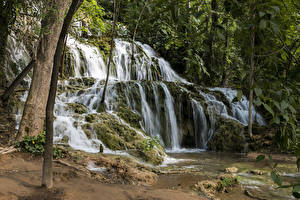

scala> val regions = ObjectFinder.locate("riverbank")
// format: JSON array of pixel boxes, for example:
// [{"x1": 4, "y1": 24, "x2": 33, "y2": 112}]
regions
[{"x1": 0, "y1": 150, "x2": 298, "y2": 200}]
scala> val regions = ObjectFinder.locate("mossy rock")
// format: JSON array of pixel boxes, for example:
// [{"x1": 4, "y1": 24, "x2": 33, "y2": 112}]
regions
[
  {"x1": 81, "y1": 113, "x2": 165, "y2": 165},
  {"x1": 129, "y1": 148, "x2": 164, "y2": 166},
  {"x1": 117, "y1": 105, "x2": 142, "y2": 129},
  {"x1": 66, "y1": 103, "x2": 88, "y2": 114},
  {"x1": 68, "y1": 77, "x2": 96, "y2": 88},
  {"x1": 85, "y1": 114, "x2": 98, "y2": 123},
  {"x1": 207, "y1": 117, "x2": 247, "y2": 152}
]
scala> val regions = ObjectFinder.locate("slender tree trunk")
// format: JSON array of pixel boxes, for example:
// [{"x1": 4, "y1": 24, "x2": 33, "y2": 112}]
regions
[
  {"x1": 99, "y1": 0, "x2": 118, "y2": 112},
  {"x1": 16, "y1": 0, "x2": 71, "y2": 141},
  {"x1": 1, "y1": 59, "x2": 35, "y2": 102},
  {"x1": 131, "y1": 1, "x2": 147, "y2": 61},
  {"x1": 209, "y1": 0, "x2": 218, "y2": 68},
  {"x1": 42, "y1": 0, "x2": 83, "y2": 189},
  {"x1": 248, "y1": 3, "x2": 256, "y2": 139},
  {"x1": 221, "y1": 29, "x2": 229, "y2": 86}
]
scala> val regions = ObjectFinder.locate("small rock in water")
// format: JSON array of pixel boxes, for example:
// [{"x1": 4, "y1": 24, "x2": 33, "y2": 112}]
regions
[
  {"x1": 225, "y1": 167, "x2": 238, "y2": 173},
  {"x1": 99, "y1": 144, "x2": 104, "y2": 153},
  {"x1": 249, "y1": 170, "x2": 264, "y2": 175}
]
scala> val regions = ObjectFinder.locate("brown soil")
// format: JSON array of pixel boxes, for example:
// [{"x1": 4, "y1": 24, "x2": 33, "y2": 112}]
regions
[{"x1": 0, "y1": 152, "x2": 206, "y2": 200}]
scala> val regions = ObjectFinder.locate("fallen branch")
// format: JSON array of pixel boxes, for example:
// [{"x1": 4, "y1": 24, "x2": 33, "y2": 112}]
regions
[
  {"x1": 0, "y1": 146, "x2": 17, "y2": 155},
  {"x1": 53, "y1": 159, "x2": 90, "y2": 175}
]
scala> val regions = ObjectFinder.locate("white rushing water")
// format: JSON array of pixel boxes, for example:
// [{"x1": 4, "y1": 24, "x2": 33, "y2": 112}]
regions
[
  {"x1": 161, "y1": 83, "x2": 180, "y2": 150},
  {"x1": 53, "y1": 36, "x2": 267, "y2": 153},
  {"x1": 209, "y1": 88, "x2": 266, "y2": 126},
  {"x1": 9, "y1": 33, "x2": 266, "y2": 154}
]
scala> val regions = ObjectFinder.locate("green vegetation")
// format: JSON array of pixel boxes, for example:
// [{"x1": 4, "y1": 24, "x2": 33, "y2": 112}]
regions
[{"x1": 16, "y1": 132, "x2": 66, "y2": 159}]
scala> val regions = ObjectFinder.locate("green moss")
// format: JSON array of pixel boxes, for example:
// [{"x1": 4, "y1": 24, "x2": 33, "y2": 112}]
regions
[
  {"x1": 207, "y1": 117, "x2": 247, "y2": 152},
  {"x1": 80, "y1": 113, "x2": 165, "y2": 165},
  {"x1": 85, "y1": 114, "x2": 97, "y2": 123},
  {"x1": 117, "y1": 105, "x2": 142, "y2": 129},
  {"x1": 66, "y1": 103, "x2": 88, "y2": 114}
]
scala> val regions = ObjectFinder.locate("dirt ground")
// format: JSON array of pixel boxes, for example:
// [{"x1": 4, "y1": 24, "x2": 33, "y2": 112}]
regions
[{"x1": 0, "y1": 152, "x2": 206, "y2": 200}]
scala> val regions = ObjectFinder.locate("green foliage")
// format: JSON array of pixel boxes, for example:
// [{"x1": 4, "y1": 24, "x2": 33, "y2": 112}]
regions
[
  {"x1": 256, "y1": 154, "x2": 265, "y2": 162},
  {"x1": 139, "y1": 136, "x2": 160, "y2": 152},
  {"x1": 16, "y1": 132, "x2": 66, "y2": 159},
  {"x1": 16, "y1": 132, "x2": 46, "y2": 155},
  {"x1": 73, "y1": 0, "x2": 106, "y2": 36},
  {"x1": 271, "y1": 170, "x2": 282, "y2": 187},
  {"x1": 217, "y1": 175, "x2": 239, "y2": 191}
]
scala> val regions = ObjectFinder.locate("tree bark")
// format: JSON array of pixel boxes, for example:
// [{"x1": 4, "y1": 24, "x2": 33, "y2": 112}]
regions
[
  {"x1": 99, "y1": 0, "x2": 118, "y2": 112},
  {"x1": 16, "y1": 0, "x2": 71, "y2": 141},
  {"x1": 42, "y1": 0, "x2": 83, "y2": 189},
  {"x1": 248, "y1": 3, "x2": 256, "y2": 139},
  {"x1": 207, "y1": 0, "x2": 218, "y2": 75},
  {"x1": 131, "y1": 1, "x2": 147, "y2": 61},
  {"x1": 1, "y1": 59, "x2": 35, "y2": 102},
  {"x1": 221, "y1": 29, "x2": 229, "y2": 86}
]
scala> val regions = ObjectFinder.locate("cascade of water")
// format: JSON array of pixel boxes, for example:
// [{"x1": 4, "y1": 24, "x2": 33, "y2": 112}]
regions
[
  {"x1": 6, "y1": 34, "x2": 268, "y2": 154},
  {"x1": 209, "y1": 88, "x2": 266, "y2": 126},
  {"x1": 67, "y1": 36, "x2": 186, "y2": 82},
  {"x1": 191, "y1": 99, "x2": 208, "y2": 149},
  {"x1": 136, "y1": 83, "x2": 158, "y2": 138},
  {"x1": 160, "y1": 83, "x2": 180, "y2": 150},
  {"x1": 67, "y1": 36, "x2": 107, "y2": 79}
]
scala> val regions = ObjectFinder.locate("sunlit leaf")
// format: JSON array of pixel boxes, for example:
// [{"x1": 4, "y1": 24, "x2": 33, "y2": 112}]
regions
[
  {"x1": 271, "y1": 171, "x2": 282, "y2": 186},
  {"x1": 259, "y1": 19, "x2": 267, "y2": 29},
  {"x1": 263, "y1": 103, "x2": 274, "y2": 116},
  {"x1": 254, "y1": 87, "x2": 262, "y2": 97},
  {"x1": 237, "y1": 90, "x2": 243, "y2": 101},
  {"x1": 256, "y1": 155, "x2": 265, "y2": 162}
]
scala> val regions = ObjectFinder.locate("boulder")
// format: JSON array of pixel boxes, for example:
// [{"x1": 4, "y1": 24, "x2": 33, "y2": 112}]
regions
[{"x1": 207, "y1": 117, "x2": 247, "y2": 153}]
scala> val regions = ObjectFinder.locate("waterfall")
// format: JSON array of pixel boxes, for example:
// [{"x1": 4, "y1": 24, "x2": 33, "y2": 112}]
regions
[
  {"x1": 137, "y1": 83, "x2": 157, "y2": 137},
  {"x1": 9, "y1": 33, "x2": 266, "y2": 154},
  {"x1": 191, "y1": 99, "x2": 208, "y2": 149},
  {"x1": 209, "y1": 88, "x2": 266, "y2": 126},
  {"x1": 161, "y1": 83, "x2": 180, "y2": 150}
]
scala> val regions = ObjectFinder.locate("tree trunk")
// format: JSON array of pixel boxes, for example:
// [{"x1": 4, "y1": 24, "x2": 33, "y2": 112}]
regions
[
  {"x1": 131, "y1": 1, "x2": 147, "y2": 61},
  {"x1": 248, "y1": 3, "x2": 256, "y2": 139},
  {"x1": 208, "y1": 0, "x2": 218, "y2": 74},
  {"x1": 16, "y1": 0, "x2": 71, "y2": 141},
  {"x1": 42, "y1": 0, "x2": 83, "y2": 189},
  {"x1": 221, "y1": 30, "x2": 229, "y2": 86},
  {"x1": 1, "y1": 59, "x2": 35, "y2": 102},
  {"x1": 99, "y1": 0, "x2": 118, "y2": 112}
]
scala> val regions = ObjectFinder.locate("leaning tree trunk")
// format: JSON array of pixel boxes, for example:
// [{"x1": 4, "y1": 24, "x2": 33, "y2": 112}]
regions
[
  {"x1": 1, "y1": 59, "x2": 35, "y2": 102},
  {"x1": 248, "y1": 3, "x2": 256, "y2": 139},
  {"x1": 16, "y1": 0, "x2": 71, "y2": 141},
  {"x1": 42, "y1": 0, "x2": 83, "y2": 189},
  {"x1": 99, "y1": 0, "x2": 118, "y2": 112}
]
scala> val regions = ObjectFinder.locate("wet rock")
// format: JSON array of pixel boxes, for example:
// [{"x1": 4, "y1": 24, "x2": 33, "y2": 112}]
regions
[
  {"x1": 82, "y1": 113, "x2": 165, "y2": 165},
  {"x1": 249, "y1": 170, "x2": 264, "y2": 175},
  {"x1": 207, "y1": 117, "x2": 247, "y2": 153},
  {"x1": 244, "y1": 188, "x2": 268, "y2": 200},
  {"x1": 225, "y1": 167, "x2": 238, "y2": 173},
  {"x1": 117, "y1": 105, "x2": 142, "y2": 129},
  {"x1": 194, "y1": 174, "x2": 239, "y2": 199},
  {"x1": 66, "y1": 103, "x2": 88, "y2": 114}
]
